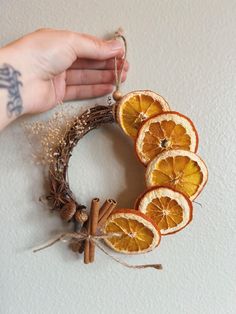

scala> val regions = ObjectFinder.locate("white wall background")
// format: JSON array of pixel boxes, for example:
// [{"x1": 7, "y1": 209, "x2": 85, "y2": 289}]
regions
[{"x1": 0, "y1": 1, "x2": 236, "y2": 313}]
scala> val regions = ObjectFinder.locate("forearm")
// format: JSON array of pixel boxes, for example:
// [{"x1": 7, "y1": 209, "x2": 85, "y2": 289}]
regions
[{"x1": 0, "y1": 47, "x2": 25, "y2": 130}]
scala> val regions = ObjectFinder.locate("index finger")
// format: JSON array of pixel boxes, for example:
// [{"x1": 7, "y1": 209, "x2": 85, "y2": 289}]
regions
[{"x1": 69, "y1": 32, "x2": 124, "y2": 60}]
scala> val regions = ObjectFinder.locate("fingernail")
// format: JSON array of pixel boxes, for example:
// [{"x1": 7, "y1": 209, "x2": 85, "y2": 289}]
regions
[{"x1": 108, "y1": 40, "x2": 123, "y2": 51}]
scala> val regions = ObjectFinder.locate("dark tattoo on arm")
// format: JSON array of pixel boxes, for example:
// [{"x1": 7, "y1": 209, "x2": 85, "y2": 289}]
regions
[{"x1": 0, "y1": 64, "x2": 23, "y2": 118}]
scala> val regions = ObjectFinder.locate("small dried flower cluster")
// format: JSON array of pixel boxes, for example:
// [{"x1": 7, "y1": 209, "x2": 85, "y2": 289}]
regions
[{"x1": 24, "y1": 109, "x2": 78, "y2": 165}]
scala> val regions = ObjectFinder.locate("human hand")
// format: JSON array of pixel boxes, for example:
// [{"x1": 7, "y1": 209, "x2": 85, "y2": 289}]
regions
[{"x1": 0, "y1": 28, "x2": 128, "y2": 129}]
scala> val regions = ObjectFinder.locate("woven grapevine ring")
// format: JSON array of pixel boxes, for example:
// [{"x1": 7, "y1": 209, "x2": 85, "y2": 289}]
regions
[{"x1": 47, "y1": 104, "x2": 116, "y2": 225}]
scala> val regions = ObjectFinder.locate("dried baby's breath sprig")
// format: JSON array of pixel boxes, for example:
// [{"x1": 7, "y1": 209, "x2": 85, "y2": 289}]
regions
[{"x1": 24, "y1": 109, "x2": 77, "y2": 165}]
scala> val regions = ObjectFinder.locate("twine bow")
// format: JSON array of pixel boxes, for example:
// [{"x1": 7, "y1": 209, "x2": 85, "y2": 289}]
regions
[
  {"x1": 33, "y1": 232, "x2": 162, "y2": 269},
  {"x1": 33, "y1": 231, "x2": 163, "y2": 270}
]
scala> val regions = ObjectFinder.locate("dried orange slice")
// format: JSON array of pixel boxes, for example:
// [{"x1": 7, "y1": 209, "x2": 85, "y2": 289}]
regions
[
  {"x1": 135, "y1": 111, "x2": 198, "y2": 165},
  {"x1": 103, "y1": 209, "x2": 161, "y2": 254},
  {"x1": 117, "y1": 90, "x2": 170, "y2": 138},
  {"x1": 146, "y1": 150, "x2": 208, "y2": 200},
  {"x1": 135, "y1": 187, "x2": 193, "y2": 235}
]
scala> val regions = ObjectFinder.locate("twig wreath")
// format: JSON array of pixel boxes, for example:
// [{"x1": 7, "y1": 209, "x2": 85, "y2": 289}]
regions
[{"x1": 28, "y1": 30, "x2": 208, "y2": 270}]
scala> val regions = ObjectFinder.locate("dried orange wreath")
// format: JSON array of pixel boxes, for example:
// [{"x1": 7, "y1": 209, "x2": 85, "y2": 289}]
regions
[
  {"x1": 31, "y1": 32, "x2": 208, "y2": 270},
  {"x1": 31, "y1": 89, "x2": 208, "y2": 269}
]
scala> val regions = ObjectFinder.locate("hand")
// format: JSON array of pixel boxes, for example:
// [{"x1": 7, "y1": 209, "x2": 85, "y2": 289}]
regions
[{"x1": 0, "y1": 28, "x2": 129, "y2": 129}]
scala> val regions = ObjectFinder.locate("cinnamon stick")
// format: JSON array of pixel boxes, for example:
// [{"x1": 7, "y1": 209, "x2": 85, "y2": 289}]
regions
[
  {"x1": 89, "y1": 198, "x2": 100, "y2": 263},
  {"x1": 98, "y1": 199, "x2": 117, "y2": 228},
  {"x1": 83, "y1": 218, "x2": 91, "y2": 264},
  {"x1": 98, "y1": 199, "x2": 113, "y2": 221},
  {"x1": 83, "y1": 198, "x2": 117, "y2": 259}
]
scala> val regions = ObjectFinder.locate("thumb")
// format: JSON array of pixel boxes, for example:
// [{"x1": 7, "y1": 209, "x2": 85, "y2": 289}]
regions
[{"x1": 69, "y1": 32, "x2": 124, "y2": 60}]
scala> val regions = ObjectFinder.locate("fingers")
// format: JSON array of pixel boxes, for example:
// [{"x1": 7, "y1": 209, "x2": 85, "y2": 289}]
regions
[
  {"x1": 70, "y1": 58, "x2": 129, "y2": 71},
  {"x1": 64, "y1": 84, "x2": 114, "y2": 101},
  {"x1": 69, "y1": 32, "x2": 124, "y2": 60},
  {"x1": 65, "y1": 69, "x2": 127, "y2": 86}
]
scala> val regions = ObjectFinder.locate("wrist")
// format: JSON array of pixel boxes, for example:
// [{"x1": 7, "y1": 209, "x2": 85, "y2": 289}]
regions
[{"x1": 0, "y1": 46, "x2": 26, "y2": 129}]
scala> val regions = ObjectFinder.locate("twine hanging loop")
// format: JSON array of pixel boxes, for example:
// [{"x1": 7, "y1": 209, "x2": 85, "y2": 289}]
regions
[{"x1": 112, "y1": 28, "x2": 127, "y2": 102}]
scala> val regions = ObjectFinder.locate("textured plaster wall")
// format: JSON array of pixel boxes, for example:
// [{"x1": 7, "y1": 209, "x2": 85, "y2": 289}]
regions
[{"x1": 0, "y1": 1, "x2": 236, "y2": 314}]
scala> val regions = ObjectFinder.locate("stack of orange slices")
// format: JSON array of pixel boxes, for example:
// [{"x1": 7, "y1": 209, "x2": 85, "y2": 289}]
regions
[{"x1": 103, "y1": 90, "x2": 208, "y2": 255}]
